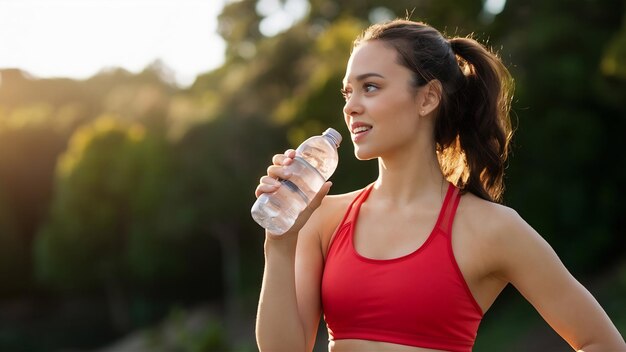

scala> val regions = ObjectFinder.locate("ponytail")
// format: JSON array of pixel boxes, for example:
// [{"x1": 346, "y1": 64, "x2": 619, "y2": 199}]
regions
[
  {"x1": 441, "y1": 37, "x2": 514, "y2": 202},
  {"x1": 357, "y1": 20, "x2": 514, "y2": 203}
]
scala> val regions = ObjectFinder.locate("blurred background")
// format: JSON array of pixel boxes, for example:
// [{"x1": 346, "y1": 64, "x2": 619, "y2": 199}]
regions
[{"x1": 0, "y1": 0, "x2": 624, "y2": 351}]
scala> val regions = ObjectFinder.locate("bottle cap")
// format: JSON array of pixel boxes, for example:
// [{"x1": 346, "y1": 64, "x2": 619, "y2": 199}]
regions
[{"x1": 323, "y1": 128, "x2": 342, "y2": 147}]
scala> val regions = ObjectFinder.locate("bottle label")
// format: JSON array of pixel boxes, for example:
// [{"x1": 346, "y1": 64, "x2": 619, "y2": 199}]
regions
[{"x1": 280, "y1": 178, "x2": 310, "y2": 204}]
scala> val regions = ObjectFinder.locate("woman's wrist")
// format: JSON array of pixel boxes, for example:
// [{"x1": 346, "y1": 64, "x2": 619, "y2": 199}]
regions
[{"x1": 264, "y1": 231, "x2": 298, "y2": 255}]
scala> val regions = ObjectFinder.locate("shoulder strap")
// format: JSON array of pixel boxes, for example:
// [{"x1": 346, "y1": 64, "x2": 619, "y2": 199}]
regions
[
  {"x1": 437, "y1": 183, "x2": 461, "y2": 237},
  {"x1": 343, "y1": 183, "x2": 374, "y2": 226},
  {"x1": 325, "y1": 183, "x2": 374, "y2": 255}
]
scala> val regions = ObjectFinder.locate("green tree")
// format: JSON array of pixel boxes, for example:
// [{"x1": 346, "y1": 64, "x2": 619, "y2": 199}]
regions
[
  {"x1": 0, "y1": 104, "x2": 67, "y2": 294},
  {"x1": 165, "y1": 115, "x2": 284, "y2": 338},
  {"x1": 34, "y1": 116, "x2": 174, "y2": 331},
  {"x1": 0, "y1": 187, "x2": 22, "y2": 294},
  {"x1": 497, "y1": 0, "x2": 626, "y2": 273}
]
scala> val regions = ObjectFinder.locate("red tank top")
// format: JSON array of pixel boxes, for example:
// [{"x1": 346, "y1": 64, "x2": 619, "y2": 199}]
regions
[{"x1": 321, "y1": 183, "x2": 483, "y2": 352}]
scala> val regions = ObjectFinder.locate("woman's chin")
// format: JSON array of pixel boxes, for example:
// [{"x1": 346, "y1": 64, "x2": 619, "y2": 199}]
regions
[{"x1": 353, "y1": 149, "x2": 377, "y2": 161}]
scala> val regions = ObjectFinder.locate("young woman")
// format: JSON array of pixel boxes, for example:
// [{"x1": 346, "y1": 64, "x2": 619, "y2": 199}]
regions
[{"x1": 254, "y1": 19, "x2": 625, "y2": 352}]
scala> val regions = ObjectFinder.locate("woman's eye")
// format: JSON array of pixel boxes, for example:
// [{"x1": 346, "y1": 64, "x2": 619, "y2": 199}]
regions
[{"x1": 364, "y1": 83, "x2": 378, "y2": 93}]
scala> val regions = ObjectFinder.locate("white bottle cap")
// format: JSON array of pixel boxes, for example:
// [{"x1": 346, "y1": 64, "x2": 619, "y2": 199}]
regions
[{"x1": 323, "y1": 128, "x2": 342, "y2": 147}]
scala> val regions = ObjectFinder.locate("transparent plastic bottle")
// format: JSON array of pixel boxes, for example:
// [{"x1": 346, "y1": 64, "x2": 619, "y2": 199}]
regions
[{"x1": 251, "y1": 128, "x2": 342, "y2": 235}]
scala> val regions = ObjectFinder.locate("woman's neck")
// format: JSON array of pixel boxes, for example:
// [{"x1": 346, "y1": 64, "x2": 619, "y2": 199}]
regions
[{"x1": 373, "y1": 142, "x2": 446, "y2": 206}]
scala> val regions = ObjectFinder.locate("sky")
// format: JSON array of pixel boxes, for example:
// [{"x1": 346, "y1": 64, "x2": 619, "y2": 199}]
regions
[
  {"x1": 0, "y1": 0, "x2": 503, "y2": 88},
  {"x1": 0, "y1": 0, "x2": 227, "y2": 87}
]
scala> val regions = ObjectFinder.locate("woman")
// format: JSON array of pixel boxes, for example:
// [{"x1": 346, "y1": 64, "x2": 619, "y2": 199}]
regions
[{"x1": 254, "y1": 19, "x2": 625, "y2": 351}]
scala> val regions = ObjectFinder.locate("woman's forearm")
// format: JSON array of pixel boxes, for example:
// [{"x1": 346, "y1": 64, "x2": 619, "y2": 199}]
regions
[{"x1": 256, "y1": 235, "x2": 307, "y2": 352}]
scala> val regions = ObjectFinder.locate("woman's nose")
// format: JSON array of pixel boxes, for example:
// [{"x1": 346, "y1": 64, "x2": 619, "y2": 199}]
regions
[{"x1": 343, "y1": 95, "x2": 363, "y2": 116}]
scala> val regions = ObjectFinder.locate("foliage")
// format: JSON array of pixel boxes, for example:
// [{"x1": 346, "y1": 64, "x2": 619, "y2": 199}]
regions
[
  {"x1": 500, "y1": 0, "x2": 626, "y2": 273},
  {"x1": 0, "y1": 187, "x2": 22, "y2": 293},
  {"x1": 0, "y1": 0, "x2": 624, "y2": 350},
  {"x1": 36, "y1": 117, "x2": 147, "y2": 289},
  {"x1": 0, "y1": 104, "x2": 68, "y2": 294}
]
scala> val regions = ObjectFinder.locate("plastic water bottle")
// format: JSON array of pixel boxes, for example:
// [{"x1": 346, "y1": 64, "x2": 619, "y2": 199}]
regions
[{"x1": 251, "y1": 128, "x2": 342, "y2": 235}]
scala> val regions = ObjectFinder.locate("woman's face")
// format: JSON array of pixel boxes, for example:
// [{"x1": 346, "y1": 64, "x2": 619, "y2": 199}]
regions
[{"x1": 342, "y1": 40, "x2": 425, "y2": 161}]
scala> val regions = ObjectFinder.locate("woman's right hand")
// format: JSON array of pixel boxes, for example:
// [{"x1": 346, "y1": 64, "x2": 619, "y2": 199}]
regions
[
  {"x1": 254, "y1": 149, "x2": 297, "y2": 199},
  {"x1": 255, "y1": 149, "x2": 332, "y2": 239}
]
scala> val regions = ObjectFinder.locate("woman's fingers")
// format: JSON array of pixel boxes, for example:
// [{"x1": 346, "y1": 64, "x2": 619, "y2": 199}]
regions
[
  {"x1": 256, "y1": 150, "x2": 297, "y2": 198},
  {"x1": 266, "y1": 164, "x2": 292, "y2": 180},
  {"x1": 272, "y1": 149, "x2": 296, "y2": 166},
  {"x1": 272, "y1": 154, "x2": 287, "y2": 166},
  {"x1": 256, "y1": 165, "x2": 292, "y2": 198},
  {"x1": 284, "y1": 149, "x2": 296, "y2": 159},
  {"x1": 255, "y1": 176, "x2": 281, "y2": 198},
  {"x1": 260, "y1": 175, "x2": 281, "y2": 186}
]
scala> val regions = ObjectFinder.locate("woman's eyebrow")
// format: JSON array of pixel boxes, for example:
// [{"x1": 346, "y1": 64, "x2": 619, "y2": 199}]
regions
[{"x1": 343, "y1": 72, "x2": 385, "y2": 85}]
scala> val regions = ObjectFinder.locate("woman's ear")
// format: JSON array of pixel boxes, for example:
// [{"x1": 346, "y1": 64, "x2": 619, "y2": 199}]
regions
[{"x1": 418, "y1": 80, "x2": 442, "y2": 116}]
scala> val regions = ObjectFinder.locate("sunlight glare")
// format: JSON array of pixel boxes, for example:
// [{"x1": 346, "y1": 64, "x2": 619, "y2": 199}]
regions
[
  {"x1": 0, "y1": 0, "x2": 226, "y2": 87},
  {"x1": 484, "y1": 0, "x2": 506, "y2": 15},
  {"x1": 256, "y1": 0, "x2": 310, "y2": 37}
]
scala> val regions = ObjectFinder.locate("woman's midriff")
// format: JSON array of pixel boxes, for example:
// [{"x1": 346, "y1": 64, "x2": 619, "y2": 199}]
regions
[{"x1": 329, "y1": 339, "x2": 447, "y2": 352}]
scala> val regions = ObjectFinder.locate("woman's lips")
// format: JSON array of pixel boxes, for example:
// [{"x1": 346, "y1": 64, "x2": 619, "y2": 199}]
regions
[{"x1": 351, "y1": 125, "x2": 372, "y2": 142}]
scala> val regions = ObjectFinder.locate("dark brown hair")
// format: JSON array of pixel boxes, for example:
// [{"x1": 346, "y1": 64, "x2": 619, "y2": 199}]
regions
[{"x1": 354, "y1": 19, "x2": 514, "y2": 203}]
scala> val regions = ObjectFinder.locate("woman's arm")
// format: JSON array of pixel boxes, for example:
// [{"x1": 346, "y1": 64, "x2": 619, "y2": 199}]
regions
[
  {"x1": 254, "y1": 151, "x2": 331, "y2": 352},
  {"x1": 493, "y1": 208, "x2": 625, "y2": 351},
  {"x1": 256, "y1": 232, "x2": 308, "y2": 351}
]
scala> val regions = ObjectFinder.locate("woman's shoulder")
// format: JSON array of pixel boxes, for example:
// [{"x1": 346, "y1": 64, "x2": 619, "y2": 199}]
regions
[
  {"x1": 318, "y1": 181, "x2": 373, "y2": 209},
  {"x1": 313, "y1": 186, "x2": 367, "y2": 226},
  {"x1": 456, "y1": 191, "x2": 532, "y2": 244},
  {"x1": 455, "y1": 191, "x2": 546, "y2": 280},
  {"x1": 322, "y1": 187, "x2": 366, "y2": 210},
  {"x1": 306, "y1": 185, "x2": 369, "y2": 252}
]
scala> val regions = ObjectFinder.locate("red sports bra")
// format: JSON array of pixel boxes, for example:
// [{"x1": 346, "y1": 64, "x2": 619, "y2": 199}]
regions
[{"x1": 321, "y1": 183, "x2": 483, "y2": 352}]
